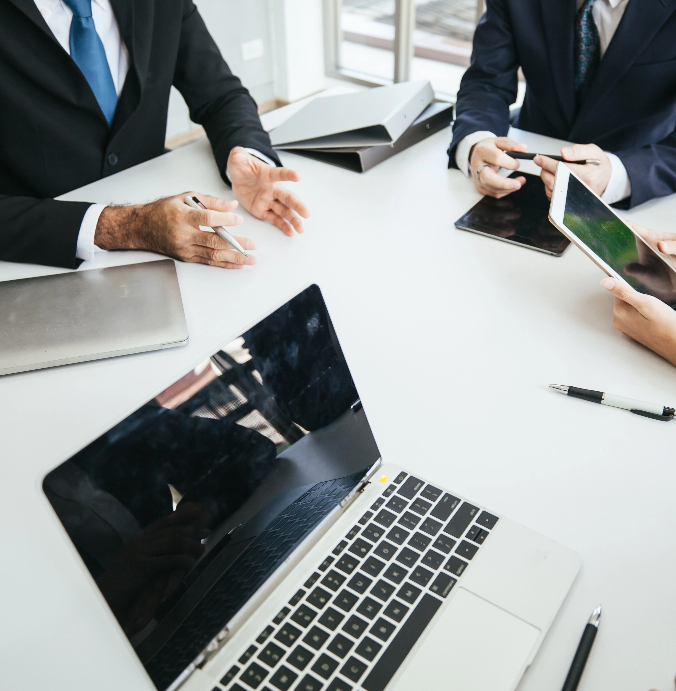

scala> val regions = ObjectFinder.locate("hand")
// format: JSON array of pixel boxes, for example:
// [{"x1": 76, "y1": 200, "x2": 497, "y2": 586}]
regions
[
  {"x1": 623, "y1": 223, "x2": 676, "y2": 303},
  {"x1": 95, "y1": 192, "x2": 257, "y2": 269},
  {"x1": 535, "y1": 144, "x2": 611, "y2": 200},
  {"x1": 228, "y1": 147, "x2": 310, "y2": 236},
  {"x1": 469, "y1": 137, "x2": 528, "y2": 199},
  {"x1": 601, "y1": 276, "x2": 676, "y2": 366},
  {"x1": 631, "y1": 222, "x2": 676, "y2": 256}
]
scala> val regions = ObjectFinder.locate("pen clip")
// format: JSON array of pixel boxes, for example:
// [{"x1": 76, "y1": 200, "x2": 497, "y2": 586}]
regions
[{"x1": 630, "y1": 409, "x2": 674, "y2": 422}]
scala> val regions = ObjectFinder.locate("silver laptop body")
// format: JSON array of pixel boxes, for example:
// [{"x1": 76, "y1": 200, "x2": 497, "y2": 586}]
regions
[
  {"x1": 0, "y1": 259, "x2": 188, "y2": 376},
  {"x1": 42, "y1": 284, "x2": 579, "y2": 691}
]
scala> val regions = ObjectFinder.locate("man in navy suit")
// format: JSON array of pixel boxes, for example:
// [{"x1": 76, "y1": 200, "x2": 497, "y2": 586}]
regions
[{"x1": 449, "y1": 0, "x2": 676, "y2": 208}]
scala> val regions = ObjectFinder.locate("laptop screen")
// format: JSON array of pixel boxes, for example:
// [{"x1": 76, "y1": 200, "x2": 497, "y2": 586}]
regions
[{"x1": 43, "y1": 284, "x2": 380, "y2": 690}]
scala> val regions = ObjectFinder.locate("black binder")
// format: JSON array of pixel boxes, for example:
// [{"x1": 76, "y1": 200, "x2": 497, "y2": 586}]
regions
[{"x1": 277, "y1": 102, "x2": 454, "y2": 173}]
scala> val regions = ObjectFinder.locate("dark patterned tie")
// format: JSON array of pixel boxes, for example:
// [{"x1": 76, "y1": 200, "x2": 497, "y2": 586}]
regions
[{"x1": 574, "y1": 0, "x2": 601, "y2": 101}]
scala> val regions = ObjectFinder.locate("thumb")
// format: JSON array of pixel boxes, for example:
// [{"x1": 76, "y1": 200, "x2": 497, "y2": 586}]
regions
[
  {"x1": 657, "y1": 239, "x2": 676, "y2": 256},
  {"x1": 561, "y1": 144, "x2": 597, "y2": 161},
  {"x1": 601, "y1": 276, "x2": 645, "y2": 309}
]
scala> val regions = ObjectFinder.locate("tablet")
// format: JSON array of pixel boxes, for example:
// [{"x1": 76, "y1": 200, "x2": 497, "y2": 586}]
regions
[
  {"x1": 455, "y1": 173, "x2": 571, "y2": 256},
  {"x1": 550, "y1": 164, "x2": 676, "y2": 306}
]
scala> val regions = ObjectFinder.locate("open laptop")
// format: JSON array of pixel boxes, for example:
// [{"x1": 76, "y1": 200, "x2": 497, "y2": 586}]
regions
[{"x1": 43, "y1": 284, "x2": 580, "y2": 691}]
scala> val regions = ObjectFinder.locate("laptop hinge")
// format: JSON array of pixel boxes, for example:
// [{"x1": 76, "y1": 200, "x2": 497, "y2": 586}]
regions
[{"x1": 166, "y1": 627, "x2": 230, "y2": 691}]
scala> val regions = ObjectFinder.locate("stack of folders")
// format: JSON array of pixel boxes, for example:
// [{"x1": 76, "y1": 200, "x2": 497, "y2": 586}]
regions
[{"x1": 270, "y1": 81, "x2": 454, "y2": 173}]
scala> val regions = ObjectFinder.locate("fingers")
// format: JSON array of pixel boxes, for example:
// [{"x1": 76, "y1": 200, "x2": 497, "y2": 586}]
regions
[
  {"x1": 533, "y1": 155, "x2": 558, "y2": 174},
  {"x1": 494, "y1": 137, "x2": 528, "y2": 153},
  {"x1": 190, "y1": 230, "x2": 257, "y2": 267},
  {"x1": 478, "y1": 167, "x2": 525, "y2": 196},
  {"x1": 264, "y1": 209, "x2": 295, "y2": 237},
  {"x1": 560, "y1": 143, "x2": 603, "y2": 161},
  {"x1": 540, "y1": 167, "x2": 556, "y2": 198},
  {"x1": 479, "y1": 145, "x2": 522, "y2": 171},
  {"x1": 276, "y1": 187, "x2": 311, "y2": 219},
  {"x1": 268, "y1": 166, "x2": 301, "y2": 184},
  {"x1": 657, "y1": 240, "x2": 676, "y2": 255},
  {"x1": 601, "y1": 276, "x2": 647, "y2": 311},
  {"x1": 190, "y1": 208, "x2": 243, "y2": 229},
  {"x1": 185, "y1": 192, "x2": 239, "y2": 213},
  {"x1": 272, "y1": 200, "x2": 304, "y2": 234}
]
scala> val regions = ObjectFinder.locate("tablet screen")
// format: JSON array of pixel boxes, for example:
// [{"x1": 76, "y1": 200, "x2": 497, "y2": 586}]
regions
[{"x1": 564, "y1": 175, "x2": 676, "y2": 304}]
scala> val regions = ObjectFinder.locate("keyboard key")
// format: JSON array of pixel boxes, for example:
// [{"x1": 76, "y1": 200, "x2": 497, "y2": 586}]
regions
[
  {"x1": 466, "y1": 525, "x2": 489, "y2": 544},
  {"x1": 397, "y1": 583, "x2": 422, "y2": 605},
  {"x1": 395, "y1": 547, "x2": 419, "y2": 568},
  {"x1": 326, "y1": 679, "x2": 353, "y2": 691},
  {"x1": 340, "y1": 656, "x2": 369, "y2": 683},
  {"x1": 370, "y1": 618, "x2": 396, "y2": 642},
  {"x1": 432, "y1": 534, "x2": 456, "y2": 554},
  {"x1": 345, "y1": 526, "x2": 361, "y2": 540},
  {"x1": 327, "y1": 633, "x2": 354, "y2": 659},
  {"x1": 409, "y1": 566, "x2": 433, "y2": 587},
  {"x1": 374, "y1": 510, "x2": 396, "y2": 528},
  {"x1": 408, "y1": 532, "x2": 431, "y2": 552},
  {"x1": 307, "y1": 587, "x2": 332, "y2": 610},
  {"x1": 318, "y1": 557, "x2": 335, "y2": 572},
  {"x1": 241, "y1": 662, "x2": 268, "y2": 688},
  {"x1": 342, "y1": 614, "x2": 369, "y2": 639},
  {"x1": 287, "y1": 645, "x2": 314, "y2": 671},
  {"x1": 419, "y1": 517, "x2": 442, "y2": 536},
  {"x1": 303, "y1": 626, "x2": 330, "y2": 651},
  {"x1": 239, "y1": 645, "x2": 258, "y2": 664},
  {"x1": 274, "y1": 623, "x2": 302, "y2": 647},
  {"x1": 296, "y1": 674, "x2": 323, "y2": 691},
  {"x1": 259, "y1": 642, "x2": 286, "y2": 667},
  {"x1": 291, "y1": 605, "x2": 318, "y2": 628},
  {"x1": 228, "y1": 685, "x2": 246, "y2": 691},
  {"x1": 383, "y1": 563, "x2": 408, "y2": 584},
  {"x1": 356, "y1": 596, "x2": 382, "y2": 620},
  {"x1": 421, "y1": 550, "x2": 444, "y2": 570},
  {"x1": 382, "y1": 485, "x2": 396, "y2": 497},
  {"x1": 269, "y1": 665, "x2": 298, "y2": 691},
  {"x1": 332, "y1": 541, "x2": 348, "y2": 556},
  {"x1": 358, "y1": 511, "x2": 373, "y2": 525},
  {"x1": 410, "y1": 498, "x2": 432, "y2": 515},
  {"x1": 385, "y1": 496, "x2": 407, "y2": 514},
  {"x1": 220, "y1": 665, "x2": 240, "y2": 685},
  {"x1": 273, "y1": 607, "x2": 290, "y2": 625},
  {"x1": 444, "y1": 503, "x2": 480, "y2": 538},
  {"x1": 348, "y1": 538, "x2": 372, "y2": 558},
  {"x1": 289, "y1": 590, "x2": 306, "y2": 607},
  {"x1": 355, "y1": 637, "x2": 382, "y2": 662},
  {"x1": 311, "y1": 653, "x2": 339, "y2": 680},
  {"x1": 371, "y1": 579, "x2": 396, "y2": 602},
  {"x1": 322, "y1": 570, "x2": 346, "y2": 592},
  {"x1": 362, "y1": 556, "x2": 386, "y2": 577},
  {"x1": 429, "y1": 573, "x2": 457, "y2": 599},
  {"x1": 393, "y1": 472, "x2": 407, "y2": 484},
  {"x1": 429, "y1": 494, "x2": 460, "y2": 522},
  {"x1": 476, "y1": 511, "x2": 499, "y2": 530},
  {"x1": 304, "y1": 573, "x2": 321, "y2": 589},
  {"x1": 398, "y1": 512, "x2": 420, "y2": 530},
  {"x1": 397, "y1": 476, "x2": 424, "y2": 499},
  {"x1": 383, "y1": 600, "x2": 409, "y2": 623},
  {"x1": 335, "y1": 555, "x2": 359, "y2": 575},
  {"x1": 370, "y1": 498, "x2": 385, "y2": 511},
  {"x1": 334, "y1": 590, "x2": 359, "y2": 612},
  {"x1": 456, "y1": 540, "x2": 479, "y2": 560},
  {"x1": 443, "y1": 556, "x2": 468, "y2": 577},
  {"x1": 372, "y1": 541, "x2": 397, "y2": 561},
  {"x1": 318, "y1": 607, "x2": 344, "y2": 631},
  {"x1": 346, "y1": 573, "x2": 372, "y2": 594},
  {"x1": 361, "y1": 524, "x2": 385, "y2": 543},
  {"x1": 386, "y1": 526, "x2": 410, "y2": 545},
  {"x1": 257, "y1": 626, "x2": 275, "y2": 644},
  {"x1": 420, "y1": 485, "x2": 442, "y2": 502}
]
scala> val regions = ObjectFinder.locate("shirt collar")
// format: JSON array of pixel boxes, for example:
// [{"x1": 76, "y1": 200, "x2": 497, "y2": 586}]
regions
[{"x1": 607, "y1": 0, "x2": 627, "y2": 8}]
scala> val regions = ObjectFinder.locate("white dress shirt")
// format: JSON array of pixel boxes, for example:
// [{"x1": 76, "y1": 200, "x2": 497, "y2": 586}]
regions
[
  {"x1": 456, "y1": 0, "x2": 632, "y2": 205},
  {"x1": 34, "y1": 0, "x2": 273, "y2": 263}
]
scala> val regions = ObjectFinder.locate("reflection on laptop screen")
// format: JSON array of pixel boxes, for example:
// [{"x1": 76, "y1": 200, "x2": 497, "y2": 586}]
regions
[{"x1": 43, "y1": 284, "x2": 381, "y2": 690}]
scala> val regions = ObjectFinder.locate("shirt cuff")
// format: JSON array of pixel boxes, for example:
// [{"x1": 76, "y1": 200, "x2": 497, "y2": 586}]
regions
[
  {"x1": 455, "y1": 131, "x2": 498, "y2": 176},
  {"x1": 601, "y1": 152, "x2": 632, "y2": 205},
  {"x1": 75, "y1": 204, "x2": 106, "y2": 264}
]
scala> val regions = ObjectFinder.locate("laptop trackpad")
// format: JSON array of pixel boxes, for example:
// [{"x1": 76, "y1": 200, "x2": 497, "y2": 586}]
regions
[{"x1": 391, "y1": 588, "x2": 541, "y2": 691}]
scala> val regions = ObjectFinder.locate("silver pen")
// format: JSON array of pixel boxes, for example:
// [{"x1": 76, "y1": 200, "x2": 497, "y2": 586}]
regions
[{"x1": 183, "y1": 195, "x2": 248, "y2": 257}]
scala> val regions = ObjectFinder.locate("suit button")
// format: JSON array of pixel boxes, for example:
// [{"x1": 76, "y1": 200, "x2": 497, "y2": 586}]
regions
[{"x1": 107, "y1": 153, "x2": 119, "y2": 166}]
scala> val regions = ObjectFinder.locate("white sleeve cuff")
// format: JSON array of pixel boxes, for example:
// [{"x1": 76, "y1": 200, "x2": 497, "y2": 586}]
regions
[
  {"x1": 601, "y1": 152, "x2": 632, "y2": 205},
  {"x1": 455, "y1": 131, "x2": 498, "y2": 176},
  {"x1": 75, "y1": 204, "x2": 106, "y2": 264}
]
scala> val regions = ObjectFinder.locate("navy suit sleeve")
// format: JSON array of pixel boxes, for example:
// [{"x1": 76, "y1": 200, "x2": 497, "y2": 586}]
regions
[
  {"x1": 173, "y1": 1, "x2": 282, "y2": 184},
  {"x1": 448, "y1": 0, "x2": 520, "y2": 169}
]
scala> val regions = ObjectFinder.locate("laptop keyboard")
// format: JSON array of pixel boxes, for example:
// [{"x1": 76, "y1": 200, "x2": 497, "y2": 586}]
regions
[{"x1": 215, "y1": 472, "x2": 499, "y2": 691}]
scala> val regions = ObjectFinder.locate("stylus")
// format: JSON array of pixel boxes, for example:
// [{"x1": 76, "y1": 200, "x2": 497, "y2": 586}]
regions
[
  {"x1": 550, "y1": 385, "x2": 675, "y2": 421},
  {"x1": 561, "y1": 606, "x2": 601, "y2": 691},
  {"x1": 183, "y1": 196, "x2": 249, "y2": 257},
  {"x1": 506, "y1": 152, "x2": 602, "y2": 165}
]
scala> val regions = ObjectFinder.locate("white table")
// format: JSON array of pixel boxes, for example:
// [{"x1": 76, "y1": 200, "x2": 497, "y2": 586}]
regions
[{"x1": 2, "y1": 98, "x2": 676, "y2": 691}]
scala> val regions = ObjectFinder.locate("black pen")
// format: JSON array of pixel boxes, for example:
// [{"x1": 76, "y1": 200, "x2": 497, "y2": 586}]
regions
[
  {"x1": 507, "y1": 151, "x2": 601, "y2": 165},
  {"x1": 550, "y1": 384, "x2": 675, "y2": 421},
  {"x1": 561, "y1": 606, "x2": 601, "y2": 691}
]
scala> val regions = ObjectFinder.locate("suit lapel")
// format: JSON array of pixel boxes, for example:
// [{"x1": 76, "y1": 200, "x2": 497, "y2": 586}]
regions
[
  {"x1": 540, "y1": 0, "x2": 577, "y2": 130},
  {"x1": 7, "y1": 0, "x2": 62, "y2": 43}
]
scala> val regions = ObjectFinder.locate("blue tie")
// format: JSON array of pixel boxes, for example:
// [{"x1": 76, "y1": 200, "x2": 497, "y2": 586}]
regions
[
  {"x1": 574, "y1": 0, "x2": 601, "y2": 102},
  {"x1": 62, "y1": 0, "x2": 118, "y2": 125}
]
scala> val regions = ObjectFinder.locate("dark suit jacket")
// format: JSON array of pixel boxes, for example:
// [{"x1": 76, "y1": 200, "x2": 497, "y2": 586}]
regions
[
  {"x1": 449, "y1": 0, "x2": 676, "y2": 208},
  {"x1": 0, "y1": 0, "x2": 281, "y2": 268}
]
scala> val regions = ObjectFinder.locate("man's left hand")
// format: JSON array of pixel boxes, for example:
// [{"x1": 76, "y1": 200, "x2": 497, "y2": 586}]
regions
[
  {"x1": 535, "y1": 144, "x2": 611, "y2": 199},
  {"x1": 228, "y1": 147, "x2": 310, "y2": 236}
]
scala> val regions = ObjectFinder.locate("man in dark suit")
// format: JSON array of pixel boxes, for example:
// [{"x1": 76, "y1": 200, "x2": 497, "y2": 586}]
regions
[
  {"x1": 449, "y1": 0, "x2": 676, "y2": 209},
  {"x1": 0, "y1": 0, "x2": 309, "y2": 269}
]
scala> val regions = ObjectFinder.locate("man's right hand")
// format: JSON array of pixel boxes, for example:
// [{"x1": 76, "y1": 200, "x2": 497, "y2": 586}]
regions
[
  {"x1": 469, "y1": 137, "x2": 528, "y2": 198},
  {"x1": 94, "y1": 192, "x2": 257, "y2": 269}
]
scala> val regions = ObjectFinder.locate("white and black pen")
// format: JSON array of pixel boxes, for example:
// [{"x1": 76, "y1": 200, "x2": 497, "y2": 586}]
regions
[
  {"x1": 183, "y1": 195, "x2": 248, "y2": 257},
  {"x1": 550, "y1": 385, "x2": 675, "y2": 421}
]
